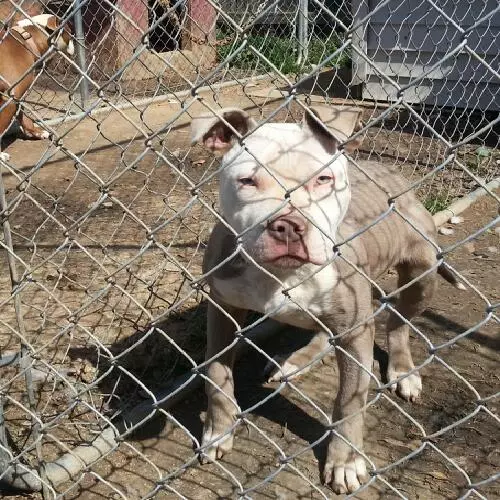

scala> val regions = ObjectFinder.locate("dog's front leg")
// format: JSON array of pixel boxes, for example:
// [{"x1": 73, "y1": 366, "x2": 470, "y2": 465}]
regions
[
  {"x1": 19, "y1": 111, "x2": 49, "y2": 140},
  {"x1": 200, "y1": 298, "x2": 247, "y2": 462},
  {"x1": 323, "y1": 319, "x2": 374, "y2": 494},
  {"x1": 0, "y1": 98, "x2": 16, "y2": 162}
]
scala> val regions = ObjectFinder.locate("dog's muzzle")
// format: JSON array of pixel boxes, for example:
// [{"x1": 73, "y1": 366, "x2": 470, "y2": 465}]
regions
[
  {"x1": 267, "y1": 215, "x2": 307, "y2": 243},
  {"x1": 261, "y1": 215, "x2": 312, "y2": 267},
  {"x1": 66, "y1": 39, "x2": 75, "y2": 56}
]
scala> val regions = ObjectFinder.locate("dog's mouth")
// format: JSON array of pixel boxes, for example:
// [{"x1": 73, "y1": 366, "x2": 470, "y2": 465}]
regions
[
  {"x1": 246, "y1": 230, "x2": 327, "y2": 269},
  {"x1": 255, "y1": 240, "x2": 328, "y2": 268},
  {"x1": 264, "y1": 254, "x2": 309, "y2": 269}
]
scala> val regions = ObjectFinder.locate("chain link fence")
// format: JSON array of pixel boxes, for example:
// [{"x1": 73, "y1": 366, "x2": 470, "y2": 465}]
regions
[{"x1": 0, "y1": 0, "x2": 499, "y2": 498}]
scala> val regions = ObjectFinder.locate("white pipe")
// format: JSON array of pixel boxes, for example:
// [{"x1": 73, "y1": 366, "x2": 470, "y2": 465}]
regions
[
  {"x1": 43, "y1": 74, "x2": 274, "y2": 127},
  {"x1": 433, "y1": 177, "x2": 500, "y2": 227}
]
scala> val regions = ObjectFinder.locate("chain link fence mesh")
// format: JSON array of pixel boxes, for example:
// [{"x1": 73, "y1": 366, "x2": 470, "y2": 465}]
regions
[{"x1": 0, "y1": 0, "x2": 499, "y2": 498}]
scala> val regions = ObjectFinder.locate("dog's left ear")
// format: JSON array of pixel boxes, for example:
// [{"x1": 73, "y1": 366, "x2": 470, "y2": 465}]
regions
[
  {"x1": 303, "y1": 107, "x2": 338, "y2": 154},
  {"x1": 191, "y1": 107, "x2": 257, "y2": 154},
  {"x1": 303, "y1": 105, "x2": 364, "y2": 154}
]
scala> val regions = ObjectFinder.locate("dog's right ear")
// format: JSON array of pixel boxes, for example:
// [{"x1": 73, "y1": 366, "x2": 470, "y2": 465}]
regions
[
  {"x1": 191, "y1": 108, "x2": 256, "y2": 154},
  {"x1": 45, "y1": 15, "x2": 59, "y2": 31}
]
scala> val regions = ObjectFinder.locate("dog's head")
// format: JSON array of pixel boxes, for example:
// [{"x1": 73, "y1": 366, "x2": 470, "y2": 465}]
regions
[
  {"x1": 16, "y1": 14, "x2": 74, "y2": 56},
  {"x1": 192, "y1": 106, "x2": 362, "y2": 271}
]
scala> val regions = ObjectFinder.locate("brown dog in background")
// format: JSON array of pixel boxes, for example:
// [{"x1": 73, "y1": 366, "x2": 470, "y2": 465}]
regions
[{"x1": 0, "y1": 13, "x2": 74, "y2": 162}]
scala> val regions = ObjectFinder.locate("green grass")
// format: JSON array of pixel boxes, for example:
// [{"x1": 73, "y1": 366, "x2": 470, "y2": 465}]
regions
[
  {"x1": 423, "y1": 195, "x2": 449, "y2": 215},
  {"x1": 216, "y1": 32, "x2": 350, "y2": 74}
]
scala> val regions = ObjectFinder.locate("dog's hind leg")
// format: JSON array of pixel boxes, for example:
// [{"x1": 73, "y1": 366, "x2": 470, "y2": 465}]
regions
[
  {"x1": 386, "y1": 244, "x2": 437, "y2": 401},
  {"x1": 264, "y1": 331, "x2": 330, "y2": 382},
  {"x1": 200, "y1": 299, "x2": 247, "y2": 462}
]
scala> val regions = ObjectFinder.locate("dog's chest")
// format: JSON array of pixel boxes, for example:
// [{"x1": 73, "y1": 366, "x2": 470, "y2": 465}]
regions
[{"x1": 211, "y1": 264, "x2": 338, "y2": 329}]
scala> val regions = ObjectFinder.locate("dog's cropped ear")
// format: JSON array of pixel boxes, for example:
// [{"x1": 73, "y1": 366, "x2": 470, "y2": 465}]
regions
[
  {"x1": 343, "y1": 118, "x2": 365, "y2": 153},
  {"x1": 191, "y1": 108, "x2": 256, "y2": 154},
  {"x1": 17, "y1": 14, "x2": 58, "y2": 31},
  {"x1": 303, "y1": 107, "x2": 338, "y2": 154},
  {"x1": 303, "y1": 105, "x2": 364, "y2": 154}
]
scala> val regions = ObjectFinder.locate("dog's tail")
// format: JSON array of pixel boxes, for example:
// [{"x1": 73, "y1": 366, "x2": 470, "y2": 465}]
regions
[{"x1": 438, "y1": 264, "x2": 466, "y2": 290}]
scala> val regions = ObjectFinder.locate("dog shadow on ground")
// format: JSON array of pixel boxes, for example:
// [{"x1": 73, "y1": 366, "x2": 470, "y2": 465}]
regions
[
  {"x1": 68, "y1": 304, "x2": 334, "y2": 465},
  {"x1": 129, "y1": 325, "x2": 333, "y2": 465},
  {"x1": 64, "y1": 296, "x2": 442, "y2": 474},
  {"x1": 0, "y1": 122, "x2": 41, "y2": 157}
]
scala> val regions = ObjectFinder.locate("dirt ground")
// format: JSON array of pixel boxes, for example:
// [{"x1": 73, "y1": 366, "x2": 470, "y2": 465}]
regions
[{"x1": 0, "y1": 81, "x2": 499, "y2": 499}]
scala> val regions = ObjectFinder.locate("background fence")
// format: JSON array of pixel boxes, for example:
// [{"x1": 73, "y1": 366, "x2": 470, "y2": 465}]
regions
[{"x1": 0, "y1": 0, "x2": 499, "y2": 498}]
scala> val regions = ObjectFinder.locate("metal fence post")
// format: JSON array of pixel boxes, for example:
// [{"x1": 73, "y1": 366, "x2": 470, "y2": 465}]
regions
[
  {"x1": 74, "y1": 0, "x2": 89, "y2": 108},
  {"x1": 297, "y1": 0, "x2": 309, "y2": 67}
]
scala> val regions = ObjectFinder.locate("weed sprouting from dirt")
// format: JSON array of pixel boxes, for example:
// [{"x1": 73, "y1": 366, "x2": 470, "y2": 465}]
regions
[{"x1": 423, "y1": 194, "x2": 449, "y2": 214}]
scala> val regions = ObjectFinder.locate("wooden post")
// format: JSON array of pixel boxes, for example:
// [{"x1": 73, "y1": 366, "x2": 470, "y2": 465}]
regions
[
  {"x1": 186, "y1": 0, "x2": 216, "y2": 68},
  {"x1": 114, "y1": 0, "x2": 149, "y2": 65}
]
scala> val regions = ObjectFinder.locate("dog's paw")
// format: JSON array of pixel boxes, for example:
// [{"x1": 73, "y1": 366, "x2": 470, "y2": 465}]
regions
[
  {"x1": 264, "y1": 354, "x2": 301, "y2": 382},
  {"x1": 199, "y1": 424, "x2": 235, "y2": 463},
  {"x1": 323, "y1": 455, "x2": 369, "y2": 494},
  {"x1": 0, "y1": 152, "x2": 10, "y2": 163},
  {"x1": 22, "y1": 127, "x2": 49, "y2": 140},
  {"x1": 199, "y1": 406, "x2": 238, "y2": 463},
  {"x1": 388, "y1": 368, "x2": 422, "y2": 402}
]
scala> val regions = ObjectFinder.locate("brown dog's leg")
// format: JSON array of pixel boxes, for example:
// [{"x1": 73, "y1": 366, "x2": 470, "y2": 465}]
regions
[
  {"x1": 200, "y1": 299, "x2": 247, "y2": 462},
  {"x1": 19, "y1": 110, "x2": 50, "y2": 140},
  {"x1": 265, "y1": 331, "x2": 330, "y2": 382},
  {"x1": 386, "y1": 245, "x2": 437, "y2": 401},
  {"x1": 0, "y1": 98, "x2": 18, "y2": 161},
  {"x1": 323, "y1": 279, "x2": 373, "y2": 494}
]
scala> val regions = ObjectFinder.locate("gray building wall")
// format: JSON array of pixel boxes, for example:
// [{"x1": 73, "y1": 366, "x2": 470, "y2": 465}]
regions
[{"x1": 352, "y1": 0, "x2": 500, "y2": 111}]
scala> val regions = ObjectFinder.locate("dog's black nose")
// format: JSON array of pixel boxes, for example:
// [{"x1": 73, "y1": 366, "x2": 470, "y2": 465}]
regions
[{"x1": 267, "y1": 216, "x2": 306, "y2": 242}]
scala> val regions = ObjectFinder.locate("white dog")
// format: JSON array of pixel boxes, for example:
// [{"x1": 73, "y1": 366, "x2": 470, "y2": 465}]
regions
[{"x1": 191, "y1": 106, "x2": 462, "y2": 493}]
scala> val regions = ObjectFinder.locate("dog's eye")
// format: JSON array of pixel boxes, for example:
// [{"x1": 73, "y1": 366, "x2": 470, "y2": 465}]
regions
[
  {"x1": 239, "y1": 177, "x2": 256, "y2": 187},
  {"x1": 317, "y1": 175, "x2": 334, "y2": 185}
]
